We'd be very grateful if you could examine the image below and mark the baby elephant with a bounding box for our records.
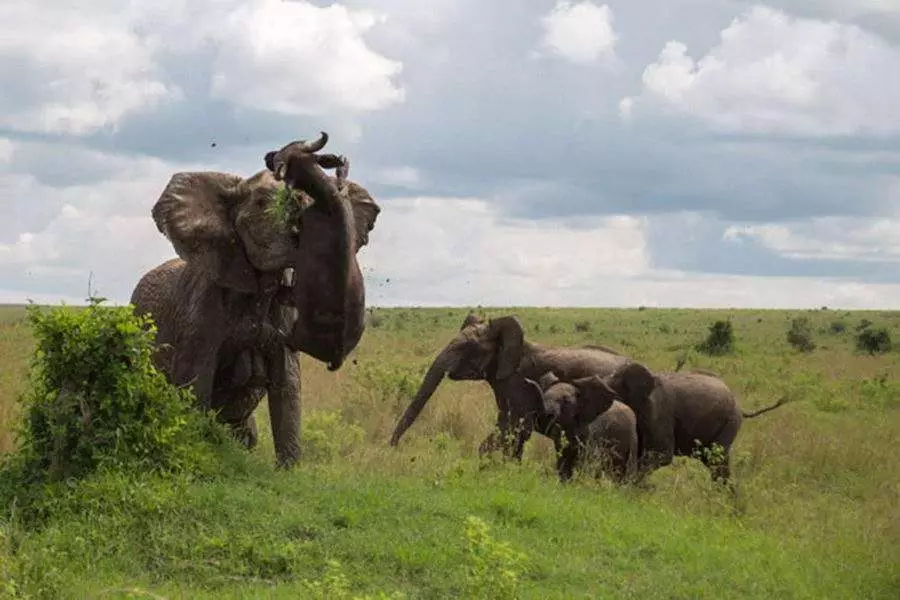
[536,372,638,483]
[494,372,638,484]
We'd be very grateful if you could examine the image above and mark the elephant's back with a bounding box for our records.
[529,345,630,380]
[130,258,185,368]
[668,372,738,443]
[590,400,636,442]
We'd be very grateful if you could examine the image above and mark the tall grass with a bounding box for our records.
[0,305,898,597]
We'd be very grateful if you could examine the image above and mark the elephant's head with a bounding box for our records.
[603,362,657,414]
[536,372,619,442]
[388,314,526,446]
[152,132,380,369]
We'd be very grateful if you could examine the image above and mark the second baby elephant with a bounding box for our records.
[493,371,638,483]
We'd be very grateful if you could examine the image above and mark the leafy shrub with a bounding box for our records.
[573,320,591,333]
[464,516,528,600]
[828,320,847,334]
[352,362,421,405]
[7,298,220,483]
[696,320,734,356]
[856,327,892,355]
[301,410,365,463]
[786,317,816,352]
[302,560,404,599]
[856,318,873,331]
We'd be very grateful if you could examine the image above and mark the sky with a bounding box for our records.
[3,0,900,309]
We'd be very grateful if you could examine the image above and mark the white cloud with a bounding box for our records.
[0,2,178,135]
[0,141,200,301]
[622,5,900,135]
[538,1,618,64]
[0,1,404,137]
[724,214,900,261]
[208,0,405,115]
[358,195,649,306]
[370,166,423,189]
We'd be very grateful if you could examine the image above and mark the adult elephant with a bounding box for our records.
[487,371,638,483]
[130,132,380,467]
[388,313,632,458]
[598,362,788,484]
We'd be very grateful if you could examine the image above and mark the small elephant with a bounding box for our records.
[536,372,638,482]
[389,313,632,457]
[488,371,638,483]
[601,362,788,484]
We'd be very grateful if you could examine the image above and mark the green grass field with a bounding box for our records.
[1,304,899,598]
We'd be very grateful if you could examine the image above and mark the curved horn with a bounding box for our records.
[300,131,328,153]
[389,343,461,446]
[488,316,524,381]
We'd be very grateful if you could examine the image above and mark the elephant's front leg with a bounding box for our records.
[266,345,301,468]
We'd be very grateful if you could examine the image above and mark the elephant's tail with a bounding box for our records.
[742,395,789,419]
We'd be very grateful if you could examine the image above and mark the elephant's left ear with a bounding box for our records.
[572,375,617,426]
[344,181,381,250]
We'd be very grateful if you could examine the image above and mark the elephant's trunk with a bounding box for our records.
[389,344,459,446]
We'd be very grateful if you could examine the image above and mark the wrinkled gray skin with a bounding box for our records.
[494,371,638,483]
[388,314,632,458]
[601,362,788,484]
[130,132,380,467]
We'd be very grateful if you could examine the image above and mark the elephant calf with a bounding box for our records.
[536,372,638,482]
[491,371,638,483]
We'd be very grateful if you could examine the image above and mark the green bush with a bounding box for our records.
[856,327,892,355]
[464,516,528,600]
[786,317,816,352]
[828,320,847,334]
[6,298,220,484]
[301,410,365,463]
[696,320,734,356]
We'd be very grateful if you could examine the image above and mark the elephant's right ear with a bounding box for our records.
[152,171,259,294]
[572,375,618,426]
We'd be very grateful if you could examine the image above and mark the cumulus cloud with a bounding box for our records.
[0,139,202,302]
[0,1,404,137]
[724,215,900,262]
[208,1,405,115]
[361,198,900,308]
[0,2,178,135]
[622,5,900,136]
[339,195,649,306]
[4,0,900,309]
[538,1,618,64]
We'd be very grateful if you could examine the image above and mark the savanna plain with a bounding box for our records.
[0,303,898,599]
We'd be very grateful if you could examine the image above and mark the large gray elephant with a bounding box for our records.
[599,362,788,484]
[130,132,380,467]
[388,314,632,457]
[490,371,638,483]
